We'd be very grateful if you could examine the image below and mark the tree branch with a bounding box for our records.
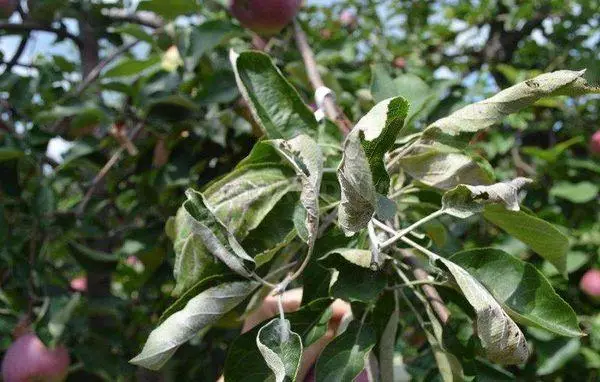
[4,32,30,73]
[293,20,353,135]
[76,123,144,217]
[0,21,83,48]
[101,8,164,28]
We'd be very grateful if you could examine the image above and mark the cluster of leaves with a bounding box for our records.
[1,0,600,381]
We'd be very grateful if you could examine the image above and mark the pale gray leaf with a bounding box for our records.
[130,281,258,370]
[256,318,303,382]
[437,258,529,365]
[337,129,377,235]
[183,189,255,277]
[426,70,599,136]
[267,135,323,243]
[442,177,533,218]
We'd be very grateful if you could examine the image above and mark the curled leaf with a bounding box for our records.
[183,189,255,278]
[267,134,323,243]
[442,177,533,218]
[426,70,600,137]
[130,281,258,370]
[437,258,529,365]
[256,318,303,382]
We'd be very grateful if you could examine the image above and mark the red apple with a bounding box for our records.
[1,333,70,382]
[69,276,87,292]
[580,269,600,301]
[393,56,406,69]
[339,9,357,29]
[590,130,600,156]
[0,0,16,19]
[230,0,302,36]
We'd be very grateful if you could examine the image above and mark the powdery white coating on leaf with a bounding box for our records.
[256,318,303,382]
[426,70,598,136]
[204,165,299,239]
[355,97,395,141]
[267,135,323,244]
[442,177,533,218]
[183,189,255,278]
[130,281,258,370]
[438,258,529,365]
[337,129,377,235]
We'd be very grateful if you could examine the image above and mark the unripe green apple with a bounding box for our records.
[1,333,70,382]
[230,0,302,36]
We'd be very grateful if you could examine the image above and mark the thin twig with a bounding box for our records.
[4,32,29,73]
[0,21,83,48]
[293,20,353,135]
[395,248,450,324]
[76,123,144,217]
[101,8,164,28]
[372,219,450,324]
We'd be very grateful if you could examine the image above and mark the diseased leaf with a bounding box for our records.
[356,97,409,194]
[436,257,529,365]
[337,97,409,234]
[315,321,377,382]
[426,70,600,137]
[319,249,386,303]
[130,281,258,370]
[398,143,494,190]
[224,299,332,381]
[256,318,303,382]
[183,189,255,278]
[442,177,533,218]
[337,129,377,235]
[203,163,299,239]
[267,134,323,244]
[451,248,582,337]
[230,50,318,139]
[483,205,569,275]
[168,207,227,296]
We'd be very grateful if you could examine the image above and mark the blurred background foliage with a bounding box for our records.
[0,0,599,380]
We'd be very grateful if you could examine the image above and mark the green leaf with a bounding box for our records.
[319,249,386,303]
[358,97,409,194]
[550,181,599,204]
[204,163,298,239]
[337,96,409,234]
[256,318,303,382]
[267,135,323,244]
[451,248,582,337]
[426,70,600,137]
[314,321,376,382]
[103,56,161,78]
[370,64,435,126]
[483,204,569,275]
[130,280,258,370]
[187,20,242,70]
[522,136,584,162]
[398,143,494,190]
[435,257,529,365]
[183,189,255,278]
[48,293,81,342]
[230,50,318,139]
[537,338,581,376]
[442,177,533,218]
[0,147,24,162]
[137,0,197,20]
[378,294,400,382]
